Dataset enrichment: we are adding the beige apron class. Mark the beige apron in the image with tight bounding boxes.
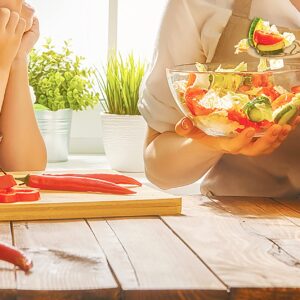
[201,0,300,197]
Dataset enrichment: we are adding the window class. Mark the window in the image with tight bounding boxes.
[29,0,108,66]
[117,0,168,60]
[27,0,167,154]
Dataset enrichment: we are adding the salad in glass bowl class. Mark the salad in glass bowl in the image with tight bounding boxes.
[235,17,296,56]
[167,61,300,137]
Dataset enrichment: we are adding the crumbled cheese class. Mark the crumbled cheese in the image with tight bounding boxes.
[274,85,289,95]
[269,59,284,70]
[199,90,233,110]
[283,32,296,47]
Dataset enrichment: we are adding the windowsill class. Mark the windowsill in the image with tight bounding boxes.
[46,155,202,196]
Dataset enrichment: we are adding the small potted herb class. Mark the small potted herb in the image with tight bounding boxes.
[29,38,99,162]
[96,52,147,172]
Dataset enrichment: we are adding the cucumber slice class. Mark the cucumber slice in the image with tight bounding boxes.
[248,108,265,122]
[257,48,284,56]
[274,104,298,125]
[248,17,263,47]
[243,96,272,122]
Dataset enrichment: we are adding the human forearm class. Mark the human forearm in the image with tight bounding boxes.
[0,68,10,110]
[144,129,222,189]
[0,58,47,171]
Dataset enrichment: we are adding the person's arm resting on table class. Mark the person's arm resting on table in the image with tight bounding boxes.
[0,2,46,171]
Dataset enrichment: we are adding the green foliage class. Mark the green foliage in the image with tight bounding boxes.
[96,52,146,115]
[29,38,99,111]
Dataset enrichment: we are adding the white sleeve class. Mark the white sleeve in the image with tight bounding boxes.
[138,0,232,133]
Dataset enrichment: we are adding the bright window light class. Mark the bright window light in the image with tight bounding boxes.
[117,0,168,61]
[28,0,108,66]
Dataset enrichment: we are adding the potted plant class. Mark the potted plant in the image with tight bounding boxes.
[96,52,147,172]
[29,38,99,162]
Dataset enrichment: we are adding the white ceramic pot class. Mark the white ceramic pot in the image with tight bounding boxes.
[35,109,73,163]
[101,114,147,172]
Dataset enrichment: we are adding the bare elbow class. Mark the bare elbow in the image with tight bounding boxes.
[27,151,48,172]
[5,151,47,172]
[144,165,181,190]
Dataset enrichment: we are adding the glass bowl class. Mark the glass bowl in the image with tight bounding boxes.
[167,62,300,137]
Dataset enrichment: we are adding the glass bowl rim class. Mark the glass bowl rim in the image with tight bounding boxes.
[166,62,300,75]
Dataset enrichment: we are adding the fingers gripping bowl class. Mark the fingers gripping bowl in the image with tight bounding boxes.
[167,62,300,137]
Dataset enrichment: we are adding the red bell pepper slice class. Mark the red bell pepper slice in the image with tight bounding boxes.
[291,86,300,94]
[238,85,251,93]
[0,175,17,190]
[186,73,197,87]
[0,187,40,203]
[260,87,281,102]
[0,192,17,203]
[272,93,295,110]
[252,73,272,88]
[10,187,41,202]
[254,30,284,45]
[184,87,211,116]
[228,110,273,132]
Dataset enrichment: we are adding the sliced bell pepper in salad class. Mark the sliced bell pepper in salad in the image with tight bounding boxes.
[252,73,273,88]
[292,86,300,94]
[259,87,281,101]
[184,87,214,116]
[186,73,197,88]
[227,110,272,132]
[272,93,295,110]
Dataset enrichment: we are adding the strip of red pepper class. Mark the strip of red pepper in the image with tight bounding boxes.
[44,173,142,186]
[0,242,33,272]
[24,175,136,195]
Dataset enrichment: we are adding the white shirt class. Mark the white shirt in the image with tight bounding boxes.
[138,0,300,133]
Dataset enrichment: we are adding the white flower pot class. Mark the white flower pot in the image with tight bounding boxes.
[35,109,73,163]
[101,114,147,172]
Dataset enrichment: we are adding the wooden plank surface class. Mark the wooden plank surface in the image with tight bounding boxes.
[163,196,300,300]
[0,181,181,221]
[12,220,119,300]
[89,217,227,300]
[0,223,16,300]
[211,196,300,300]
[275,196,300,215]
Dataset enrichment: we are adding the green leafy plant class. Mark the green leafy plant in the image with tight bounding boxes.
[29,38,99,111]
[96,52,146,115]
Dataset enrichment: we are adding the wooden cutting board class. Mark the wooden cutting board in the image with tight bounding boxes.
[0,171,182,221]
